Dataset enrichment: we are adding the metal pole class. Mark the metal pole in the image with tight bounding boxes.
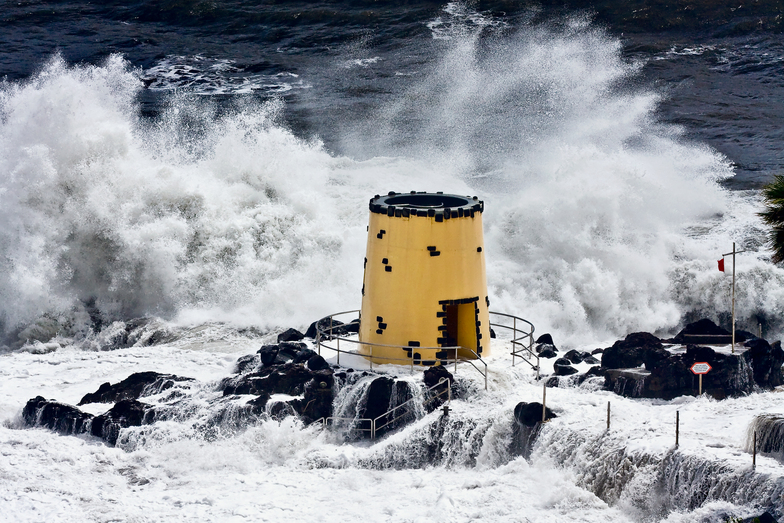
[454,350,457,374]
[370,345,373,370]
[513,317,517,367]
[607,401,611,430]
[732,242,736,354]
[542,381,547,423]
[676,411,680,447]
[753,430,757,469]
[337,336,340,366]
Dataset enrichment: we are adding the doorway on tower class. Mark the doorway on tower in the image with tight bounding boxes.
[438,297,480,361]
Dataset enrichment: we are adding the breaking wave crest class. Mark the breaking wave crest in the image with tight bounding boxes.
[1,12,783,349]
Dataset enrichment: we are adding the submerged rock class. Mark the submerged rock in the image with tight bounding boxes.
[91,399,155,445]
[514,401,557,427]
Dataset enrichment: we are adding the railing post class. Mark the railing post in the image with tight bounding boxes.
[513,317,517,367]
[370,345,373,370]
[606,401,610,430]
[676,411,680,447]
[541,381,547,422]
[753,430,757,469]
[337,336,340,366]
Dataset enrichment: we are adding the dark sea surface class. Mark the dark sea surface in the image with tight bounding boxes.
[2,0,782,188]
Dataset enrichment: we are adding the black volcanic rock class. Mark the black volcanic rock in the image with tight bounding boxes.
[514,401,557,427]
[360,376,394,421]
[563,349,584,364]
[306,354,330,371]
[277,328,305,343]
[535,333,555,346]
[305,318,349,339]
[423,365,454,408]
[23,397,93,436]
[258,345,282,367]
[601,332,664,370]
[539,346,558,358]
[671,318,745,344]
[745,339,784,388]
[91,399,155,445]
[424,365,454,388]
[598,323,780,399]
[23,396,154,446]
[554,358,579,376]
[79,372,193,405]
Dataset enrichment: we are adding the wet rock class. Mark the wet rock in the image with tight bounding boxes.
[554,358,579,376]
[91,399,155,446]
[671,318,740,345]
[591,348,604,355]
[360,376,395,421]
[424,365,454,388]
[514,401,557,427]
[220,363,315,397]
[563,349,584,364]
[23,397,93,436]
[279,342,307,360]
[235,354,260,374]
[601,332,664,369]
[292,347,316,364]
[745,339,784,388]
[258,345,282,367]
[742,512,779,523]
[78,372,193,405]
[344,318,361,334]
[277,328,305,343]
[300,370,335,422]
[601,333,760,399]
[539,346,558,359]
[582,354,600,365]
[305,318,349,339]
[424,365,454,409]
[576,365,606,385]
[306,354,330,371]
[536,333,555,346]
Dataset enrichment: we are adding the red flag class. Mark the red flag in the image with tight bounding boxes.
[718,258,725,272]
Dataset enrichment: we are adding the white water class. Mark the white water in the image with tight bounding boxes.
[2,3,784,521]
[1,8,783,347]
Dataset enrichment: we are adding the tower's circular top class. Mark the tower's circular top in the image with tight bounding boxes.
[369,191,483,219]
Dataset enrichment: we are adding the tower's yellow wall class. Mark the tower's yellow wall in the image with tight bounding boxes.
[359,196,490,365]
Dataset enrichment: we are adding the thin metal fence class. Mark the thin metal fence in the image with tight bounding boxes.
[314,378,451,440]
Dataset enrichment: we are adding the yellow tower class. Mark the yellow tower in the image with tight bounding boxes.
[359,191,490,365]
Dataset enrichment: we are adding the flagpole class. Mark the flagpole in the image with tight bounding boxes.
[732,242,736,354]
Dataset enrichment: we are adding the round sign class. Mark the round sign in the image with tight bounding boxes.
[690,362,712,375]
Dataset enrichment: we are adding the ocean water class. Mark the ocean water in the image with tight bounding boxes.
[1,1,784,521]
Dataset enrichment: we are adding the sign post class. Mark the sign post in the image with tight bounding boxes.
[690,362,712,395]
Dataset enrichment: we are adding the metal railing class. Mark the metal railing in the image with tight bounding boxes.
[315,310,488,390]
[488,311,538,379]
[315,378,451,439]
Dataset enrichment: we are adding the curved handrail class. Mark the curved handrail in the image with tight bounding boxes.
[314,309,538,387]
[488,311,539,378]
[315,310,489,389]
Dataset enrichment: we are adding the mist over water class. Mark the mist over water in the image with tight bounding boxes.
[1,5,782,349]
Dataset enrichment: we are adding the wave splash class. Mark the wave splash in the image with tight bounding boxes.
[1,11,783,348]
